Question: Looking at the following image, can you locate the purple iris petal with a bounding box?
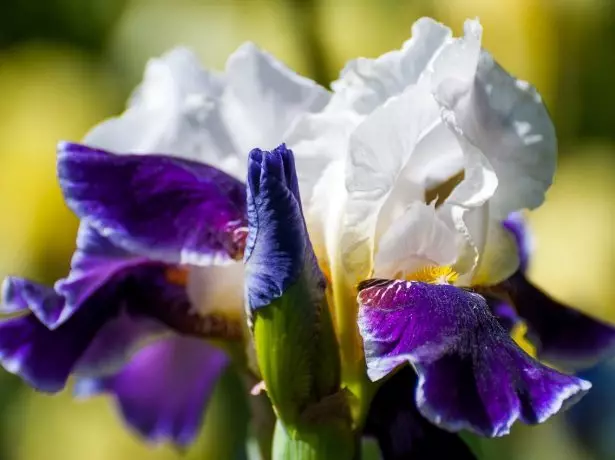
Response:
[0,242,194,392]
[244,144,325,310]
[75,307,167,377]
[57,142,247,266]
[47,223,148,328]
[0,278,120,392]
[365,366,477,459]
[502,211,532,272]
[503,272,615,371]
[74,336,228,447]
[358,279,590,437]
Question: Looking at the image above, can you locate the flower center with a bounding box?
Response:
[405,265,458,284]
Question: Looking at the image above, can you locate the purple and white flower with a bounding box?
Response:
[0,15,613,458]
[294,17,614,438]
[0,43,330,446]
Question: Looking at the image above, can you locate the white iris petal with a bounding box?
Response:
[302,16,556,288]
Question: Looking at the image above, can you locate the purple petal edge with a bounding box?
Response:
[358,279,591,437]
[504,272,615,371]
[57,141,247,266]
[74,336,228,447]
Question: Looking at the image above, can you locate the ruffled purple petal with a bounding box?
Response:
[0,279,115,392]
[74,336,228,447]
[502,272,615,371]
[358,279,590,437]
[244,144,324,311]
[57,142,247,266]
[47,223,148,328]
[365,366,477,459]
[0,259,194,391]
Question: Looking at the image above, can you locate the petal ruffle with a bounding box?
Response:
[0,279,117,392]
[84,48,238,170]
[365,366,477,459]
[342,81,441,280]
[358,279,590,437]
[222,43,330,155]
[244,144,324,311]
[49,223,148,327]
[502,272,615,371]
[433,33,556,219]
[58,142,247,266]
[75,336,228,447]
[0,255,198,391]
[328,17,451,114]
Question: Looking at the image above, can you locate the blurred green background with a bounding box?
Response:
[0,0,613,459]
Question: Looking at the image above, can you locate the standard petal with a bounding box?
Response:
[358,279,590,437]
[74,336,228,447]
[328,17,451,114]
[434,47,556,219]
[222,42,330,155]
[245,144,324,310]
[85,48,239,170]
[58,142,247,266]
[342,82,441,280]
[285,110,361,204]
[502,272,615,371]
[365,366,477,460]
[343,80,497,282]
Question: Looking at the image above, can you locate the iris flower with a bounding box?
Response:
[1,16,614,459]
[0,43,329,446]
[299,17,615,441]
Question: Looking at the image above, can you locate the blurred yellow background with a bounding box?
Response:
[0,0,613,459]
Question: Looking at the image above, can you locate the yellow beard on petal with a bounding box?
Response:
[405,265,459,285]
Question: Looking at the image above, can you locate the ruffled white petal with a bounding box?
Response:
[328,17,451,114]
[308,159,347,273]
[342,82,442,280]
[85,48,238,171]
[286,110,362,204]
[221,42,330,155]
[432,30,556,219]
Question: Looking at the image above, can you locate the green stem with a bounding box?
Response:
[272,419,356,460]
